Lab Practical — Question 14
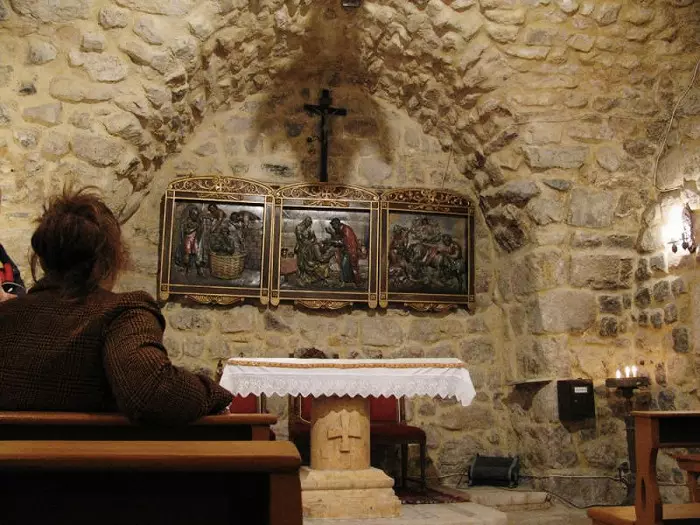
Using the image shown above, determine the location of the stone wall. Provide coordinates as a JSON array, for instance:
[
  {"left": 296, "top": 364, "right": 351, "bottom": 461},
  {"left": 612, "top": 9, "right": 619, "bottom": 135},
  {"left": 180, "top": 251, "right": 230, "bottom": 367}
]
[{"left": 1, "top": 0, "right": 699, "bottom": 505}]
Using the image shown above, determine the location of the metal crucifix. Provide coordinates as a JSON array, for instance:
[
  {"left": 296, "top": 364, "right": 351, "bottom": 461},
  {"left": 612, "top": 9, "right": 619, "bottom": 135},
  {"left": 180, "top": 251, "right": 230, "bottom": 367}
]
[{"left": 305, "top": 89, "right": 347, "bottom": 183}]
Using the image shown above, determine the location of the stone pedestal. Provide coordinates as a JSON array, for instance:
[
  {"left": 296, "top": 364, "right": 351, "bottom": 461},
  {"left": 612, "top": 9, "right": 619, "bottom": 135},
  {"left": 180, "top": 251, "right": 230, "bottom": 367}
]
[{"left": 301, "top": 395, "right": 401, "bottom": 518}]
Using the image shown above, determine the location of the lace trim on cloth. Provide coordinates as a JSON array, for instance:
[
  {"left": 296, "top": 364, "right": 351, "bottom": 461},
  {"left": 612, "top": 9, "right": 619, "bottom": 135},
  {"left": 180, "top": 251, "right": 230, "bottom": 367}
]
[{"left": 220, "top": 358, "right": 476, "bottom": 407}]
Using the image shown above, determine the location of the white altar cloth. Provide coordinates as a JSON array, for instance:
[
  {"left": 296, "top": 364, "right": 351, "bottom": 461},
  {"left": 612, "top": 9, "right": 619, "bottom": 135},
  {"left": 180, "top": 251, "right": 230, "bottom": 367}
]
[{"left": 220, "top": 357, "right": 476, "bottom": 407}]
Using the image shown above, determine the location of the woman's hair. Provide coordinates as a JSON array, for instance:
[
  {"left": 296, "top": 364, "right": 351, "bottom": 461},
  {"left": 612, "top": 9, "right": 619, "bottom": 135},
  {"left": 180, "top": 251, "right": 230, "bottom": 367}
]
[{"left": 30, "top": 187, "right": 127, "bottom": 296}]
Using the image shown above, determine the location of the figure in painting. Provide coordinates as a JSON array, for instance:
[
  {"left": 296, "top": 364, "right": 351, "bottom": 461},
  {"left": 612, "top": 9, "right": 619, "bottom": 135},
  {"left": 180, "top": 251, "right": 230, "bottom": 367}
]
[
  {"left": 208, "top": 203, "right": 228, "bottom": 233},
  {"left": 294, "top": 216, "right": 333, "bottom": 285},
  {"left": 175, "top": 204, "right": 204, "bottom": 276},
  {"left": 325, "top": 218, "right": 361, "bottom": 286},
  {"left": 388, "top": 216, "right": 465, "bottom": 293},
  {"left": 210, "top": 224, "right": 236, "bottom": 255}
]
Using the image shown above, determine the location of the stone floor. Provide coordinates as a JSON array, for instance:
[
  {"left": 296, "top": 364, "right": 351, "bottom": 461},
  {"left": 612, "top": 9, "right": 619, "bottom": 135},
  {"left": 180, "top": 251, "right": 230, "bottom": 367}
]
[
  {"left": 303, "top": 487, "right": 590, "bottom": 525},
  {"left": 304, "top": 502, "right": 508, "bottom": 525},
  {"left": 304, "top": 502, "right": 589, "bottom": 525}
]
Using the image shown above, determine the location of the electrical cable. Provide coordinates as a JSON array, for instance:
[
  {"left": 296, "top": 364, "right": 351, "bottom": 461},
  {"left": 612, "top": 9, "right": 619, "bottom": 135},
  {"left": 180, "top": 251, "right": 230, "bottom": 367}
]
[{"left": 652, "top": 57, "right": 700, "bottom": 192}]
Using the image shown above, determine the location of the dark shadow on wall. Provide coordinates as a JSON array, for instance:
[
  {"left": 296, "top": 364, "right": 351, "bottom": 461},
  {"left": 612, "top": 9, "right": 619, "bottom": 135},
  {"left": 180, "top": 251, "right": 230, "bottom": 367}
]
[{"left": 223, "top": 4, "right": 394, "bottom": 184}]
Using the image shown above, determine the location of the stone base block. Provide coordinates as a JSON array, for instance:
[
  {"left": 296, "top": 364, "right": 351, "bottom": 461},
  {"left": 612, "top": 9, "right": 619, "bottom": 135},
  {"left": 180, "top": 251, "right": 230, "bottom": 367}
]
[{"left": 300, "top": 467, "right": 401, "bottom": 518}]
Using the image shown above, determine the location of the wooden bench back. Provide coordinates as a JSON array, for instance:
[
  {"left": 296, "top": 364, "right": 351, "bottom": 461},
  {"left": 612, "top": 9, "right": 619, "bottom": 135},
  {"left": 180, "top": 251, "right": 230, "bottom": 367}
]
[
  {"left": 0, "top": 440, "right": 302, "bottom": 525},
  {"left": 0, "top": 411, "right": 277, "bottom": 441}
]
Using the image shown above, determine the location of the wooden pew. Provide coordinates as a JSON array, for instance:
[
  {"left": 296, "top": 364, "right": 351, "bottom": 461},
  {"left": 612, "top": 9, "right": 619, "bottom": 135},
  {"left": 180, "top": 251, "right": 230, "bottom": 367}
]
[
  {"left": 0, "top": 439, "right": 302, "bottom": 525},
  {"left": 675, "top": 454, "right": 700, "bottom": 503},
  {"left": 0, "top": 410, "right": 277, "bottom": 441},
  {"left": 588, "top": 411, "right": 700, "bottom": 525}
]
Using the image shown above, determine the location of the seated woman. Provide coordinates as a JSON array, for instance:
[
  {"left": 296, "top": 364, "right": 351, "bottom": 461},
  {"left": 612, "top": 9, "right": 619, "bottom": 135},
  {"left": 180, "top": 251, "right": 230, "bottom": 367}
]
[{"left": 0, "top": 187, "right": 233, "bottom": 424}]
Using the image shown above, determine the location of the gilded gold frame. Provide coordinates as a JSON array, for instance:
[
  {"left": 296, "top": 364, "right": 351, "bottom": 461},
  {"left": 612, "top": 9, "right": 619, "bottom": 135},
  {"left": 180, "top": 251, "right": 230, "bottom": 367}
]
[
  {"left": 158, "top": 176, "right": 275, "bottom": 305},
  {"left": 157, "top": 178, "right": 475, "bottom": 311},
  {"left": 379, "top": 188, "right": 475, "bottom": 312},
  {"left": 269, "top": 183, "right": 380, "bottom": 309}
]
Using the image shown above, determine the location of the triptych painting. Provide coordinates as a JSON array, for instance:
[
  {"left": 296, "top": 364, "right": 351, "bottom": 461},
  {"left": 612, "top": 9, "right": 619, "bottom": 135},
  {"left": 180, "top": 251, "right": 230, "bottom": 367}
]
[{"left": 158, "top": 177, "right": 474, "bottom": 311}]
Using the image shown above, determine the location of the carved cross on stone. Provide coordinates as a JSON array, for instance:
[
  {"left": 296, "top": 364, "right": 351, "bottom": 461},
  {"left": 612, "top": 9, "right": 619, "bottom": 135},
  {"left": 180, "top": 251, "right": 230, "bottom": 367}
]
[
  {"left": 327, "top": 409, "right": 362, "bottom": 452},
  {"left": 304, "top": 89, "right": 347, "bottom": 183}
]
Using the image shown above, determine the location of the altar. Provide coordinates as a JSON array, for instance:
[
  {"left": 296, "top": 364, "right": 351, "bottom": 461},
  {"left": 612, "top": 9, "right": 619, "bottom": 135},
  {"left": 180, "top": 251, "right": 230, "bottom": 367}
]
[{"left": 220, "top": 357, "right": 476, "bottom": 519}]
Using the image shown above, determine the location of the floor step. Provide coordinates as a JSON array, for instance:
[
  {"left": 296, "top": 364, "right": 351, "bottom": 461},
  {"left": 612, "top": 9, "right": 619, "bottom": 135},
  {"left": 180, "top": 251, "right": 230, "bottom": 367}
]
[{"left": 304, "top": 502, "right": 508, "bottom": 525}]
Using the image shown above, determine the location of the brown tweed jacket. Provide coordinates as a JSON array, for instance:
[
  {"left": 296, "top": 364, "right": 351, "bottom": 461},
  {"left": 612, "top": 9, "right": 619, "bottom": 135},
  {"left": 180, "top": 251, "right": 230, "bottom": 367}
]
[{"left": 0, "top": 280, "right": 232, "bottom": 424}]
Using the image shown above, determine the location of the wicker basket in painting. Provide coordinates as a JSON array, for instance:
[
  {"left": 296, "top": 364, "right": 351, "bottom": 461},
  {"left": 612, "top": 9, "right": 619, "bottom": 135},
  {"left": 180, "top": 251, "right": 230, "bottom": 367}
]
[{"left": 209, "top": 252, "right": 246, "bottom": 280}]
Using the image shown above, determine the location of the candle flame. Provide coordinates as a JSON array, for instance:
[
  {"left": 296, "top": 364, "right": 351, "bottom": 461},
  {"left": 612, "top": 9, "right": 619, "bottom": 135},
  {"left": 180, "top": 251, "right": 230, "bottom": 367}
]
[
  {"left": 624, "top": 366, "right": 631, "bottom": 378},
  {"left": 615, "top": 369, "right": 622, "bottom": 379}
]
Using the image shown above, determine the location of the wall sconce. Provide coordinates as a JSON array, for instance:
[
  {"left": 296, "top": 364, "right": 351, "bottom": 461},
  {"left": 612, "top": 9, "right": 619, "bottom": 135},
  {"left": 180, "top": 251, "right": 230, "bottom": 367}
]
[
  {"left": 666, "top": 203, "right": 697, "bottom": 254},
  {"left": 341, "top": 0, "right": 362, "bottom": 7}
]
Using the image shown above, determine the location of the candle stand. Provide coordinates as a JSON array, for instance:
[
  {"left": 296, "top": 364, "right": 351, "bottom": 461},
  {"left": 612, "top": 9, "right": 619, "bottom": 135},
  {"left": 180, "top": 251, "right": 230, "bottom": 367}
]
[{"left": 604, "top": 376, "right": 651, "bottom": 505}]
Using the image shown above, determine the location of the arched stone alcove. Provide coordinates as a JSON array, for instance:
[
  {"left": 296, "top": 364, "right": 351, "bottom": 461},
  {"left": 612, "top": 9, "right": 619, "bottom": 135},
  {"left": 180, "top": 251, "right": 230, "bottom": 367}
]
[{"left": 1, "top": 0, "right": 700, "bottom": 504}]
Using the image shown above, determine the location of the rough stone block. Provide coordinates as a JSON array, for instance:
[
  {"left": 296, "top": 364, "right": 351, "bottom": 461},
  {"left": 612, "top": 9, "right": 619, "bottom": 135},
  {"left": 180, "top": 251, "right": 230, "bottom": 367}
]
[
  {"left": 439, "top": 404, "right": 495, "bottom": 430},
  {"left": 568, "top": 188, "right": 618, "bottom": 228},
  {"left": 510, "top": 248, "right": 568, "bottom": 295},
  {"left": 115, "top": 0, "right": 194, "bottom": 15},
  {"left": 10, "top": 0, "right": 89, "bottom": 21},
  {"left": 50, "top": 76, "right": 114, "bottom": 102},
  {"left": 593, "top": 2, "right": 621, "bottom": 25},
  {"left": 543, "top": 179, "right": 572, "bottom": 192},
  {"left": 360, "top": 318, "right": 403, "bottom": 347},
  {"left": 637, "top": 310, "right": 649, "bottom": 326},
  {"left": 71, "top": 132, "right": 125, "bottom": 166},
  {"left": 636, "top": 258, "right": 652, "bottom": 281},
  {"left": 481, "top": 180, "right": 540, "bottom": 208},
  {"left": 168, "top": 310, "right": 212, "bottom": 334},
  {"left": 27, "top": 39, "right": 57, "bottom": 64},
  {"left": 523, "top": 123, "right": 562, "bottom": 145},
  {"left": 517, "top": 335, "right": 570, "bottom": 379},
  {"left": 672, "top": 326, "right": 690, "bottom": 353},
  {"left": 635, "top": 287, "right": 652, "bottom": 308},
  {"left": 570, "top": 254, "right": 633, "bottom": 290},
  {"left": 485, "top": 204, "right": 530, "bottom": 252},
  {"left": 672, "top": 277, "right": 687, "bottom": 296},
  {"left": 599, "top": 295, "right": 623, "bottom": 314},
  {"left": 22, "top": 102, "right": 62, "bottom": 127},
  {"left": 526, "top": 197, "right": 565, "bottom": 226},
  {"left": 41, "top": 131, "right": 69, "bottom": 159},
  {"left": 567, "top": 34, "right": 595, "bottom": 52},
  {"left": 69, "top": 51, "right": 129, "bottom": 83},
  {"left": 13, "top": 129, "right": 39, "bottom": 149},
  {"left": 664, "top": 303, "right": 678, "bottom": 324},
  {"left": 653, "top": 280, "right": 672, "bottom": 302},
  {"left": 81, "top": 32, "right": 107, "bottom": 52},
  {"left": 522, "top": 146, "right": 588, "bottom": 169},
  {"left": 529, "top": 289, "right": 597, "bottom": 334},
  {"left": 459, "top": 336, "right": 495, "bottom": 364},
  {"left": 650, "top": 310, "right": 663, "bottom": 329},
  {"left": 99, "top": 6, "right": 129, "bottom": 28},
  {"left": 599, "top": 317, "right": 618, "bottom": 337}
]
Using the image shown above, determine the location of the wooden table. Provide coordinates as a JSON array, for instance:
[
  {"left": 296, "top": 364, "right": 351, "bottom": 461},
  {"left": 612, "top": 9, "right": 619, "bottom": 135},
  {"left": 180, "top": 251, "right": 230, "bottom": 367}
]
[
  {"left": 0, "top": 411, "right": 277, "bottom": 441},
  {"left": 633, "top": 411, "right": 700, "bottom": 525}
]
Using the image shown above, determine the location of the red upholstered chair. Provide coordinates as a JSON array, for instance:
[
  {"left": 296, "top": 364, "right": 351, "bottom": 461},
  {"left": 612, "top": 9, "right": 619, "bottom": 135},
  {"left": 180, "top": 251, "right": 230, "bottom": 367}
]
[{"left": 370, "top": 396, "right": 427, "bottom": 489}]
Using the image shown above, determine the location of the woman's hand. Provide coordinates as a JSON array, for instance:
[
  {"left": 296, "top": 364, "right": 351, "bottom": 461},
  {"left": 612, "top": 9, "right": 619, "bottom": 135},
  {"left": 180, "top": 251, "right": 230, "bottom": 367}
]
[{"left": 0, "top": 288, "right": 16, "bottom": 303}]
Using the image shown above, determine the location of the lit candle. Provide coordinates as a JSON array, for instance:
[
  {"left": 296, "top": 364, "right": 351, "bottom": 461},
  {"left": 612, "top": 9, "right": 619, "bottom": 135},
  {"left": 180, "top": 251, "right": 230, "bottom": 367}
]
[
  {"left": 615, "top": 369, "right": 622, "bottom": 379},
  {"left": 625, "top": 366, "right": 631, "bottom": 378},
  {"left": 631, "top": 366, "right": 638, "bottom": 377}
]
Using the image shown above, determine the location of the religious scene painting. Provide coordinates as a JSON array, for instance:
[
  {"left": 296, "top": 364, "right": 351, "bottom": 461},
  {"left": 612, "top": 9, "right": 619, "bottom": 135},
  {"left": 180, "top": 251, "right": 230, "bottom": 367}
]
[
  {"left": 159, "top": 177, "right": 473, "bottom": 310},
  {"left": 379, "top": 188, "right": 475, "bottom": 309},
  {"left": 158, "top": 177, "right": 275, "bottom": 305},
  {"left": 387, "top": 212, "right": 468, "bottom": 296},
  {"left": 278, "top": 209, "right": 371, "bottom": 291},
  {"left": 170, "top": 201, "right": 265, "bottom": 288}
]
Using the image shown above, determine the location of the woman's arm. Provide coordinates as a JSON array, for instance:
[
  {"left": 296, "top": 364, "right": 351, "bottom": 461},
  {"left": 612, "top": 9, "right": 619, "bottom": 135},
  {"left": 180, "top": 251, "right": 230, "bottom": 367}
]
[{"left": 102, "top": 301, "right": 232, "bottom": 425}]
